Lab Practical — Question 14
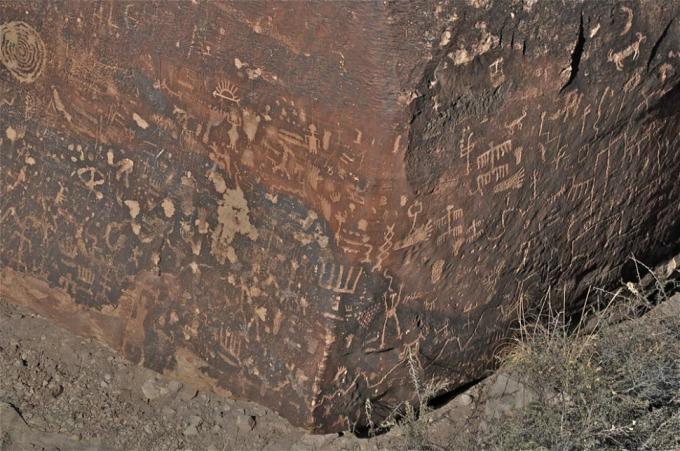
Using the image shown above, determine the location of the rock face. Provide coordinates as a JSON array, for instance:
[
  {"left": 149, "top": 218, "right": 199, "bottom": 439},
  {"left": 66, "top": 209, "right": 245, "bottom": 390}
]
[{"left": 0, "top": 0, "right": 678, "bottom": 433}]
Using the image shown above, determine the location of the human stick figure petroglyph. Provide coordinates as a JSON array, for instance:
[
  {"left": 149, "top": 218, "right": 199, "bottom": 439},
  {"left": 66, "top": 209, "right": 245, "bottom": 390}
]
[{"left": 380, "top": 272, "right": 404, "bottom": 348}]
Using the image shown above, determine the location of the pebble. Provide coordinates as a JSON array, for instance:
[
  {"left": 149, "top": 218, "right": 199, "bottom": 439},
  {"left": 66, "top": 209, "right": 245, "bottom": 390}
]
[
  {"left": 236, "top": 414, "right": 257, "bottom": 431},
  {"left": 167, "top": 380, "right": 183, "bottom": 395},
  {"left": 188, "top": 415, "right": 203, "bottom": 426},
  {"left": 183, "top": 415, "right": 203, "bottom": 436},
  {"left": 141, "top": 377, "right": 166, "bottom": 400},
  {"left": 457, "top": 393, "right": 474, "bottom": 406},
  {"left": 178, "top": 386, "right": 199, "bottom": 401},
  {"left": 49, "top": 383, "right": 64, "bottom": 398},
  {"left": 183, "top": 424, "right": 199, "bottom": 436}
]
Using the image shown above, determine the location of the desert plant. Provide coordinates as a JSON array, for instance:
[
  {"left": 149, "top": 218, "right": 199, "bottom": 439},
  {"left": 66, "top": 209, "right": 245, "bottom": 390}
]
[
  {"left": 364, "top": 347, "right": 449, "bottom": 450},
  {"left": 362, "top": 256, "right": 679, "bottom": 450},
  {"left": 478, "top": 256, "right": 680, "bottom": 451}
]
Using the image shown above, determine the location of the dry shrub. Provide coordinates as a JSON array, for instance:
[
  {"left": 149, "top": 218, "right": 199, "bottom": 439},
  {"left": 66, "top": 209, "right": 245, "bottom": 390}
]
[
  {"left": 481, "top": 257, "right": 680, "bottom": 450},
  {"left": 366, "top": 256, "right": 678, "bottom": 450},
  {"left": 365, "top": 348, "right": 449, "bottom": 450}
]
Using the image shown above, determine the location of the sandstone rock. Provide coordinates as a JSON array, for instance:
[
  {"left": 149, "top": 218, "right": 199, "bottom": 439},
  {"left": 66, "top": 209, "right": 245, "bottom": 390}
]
[
  {"left": 141, "top": 378, "right": 165, "bottom": 400},
  {"left": 161, "top": 407, "right": 176, "bottom": 418},
  {"left": 183, "top": 415, "right": 203, "bottom": 436},
  {"left": 236, "top": 414, "right": 257, "bottom": 432},
  {"left": 483, "top": 373, "right": 537, "bottom": 418},
  {"left": 0, "top": 0, "right": 678, "bottom": 433},
  {"left": 178, "top": 386, "right": 199, "bottom": 402},
  {"left": 141, "top": 376, "right": 183, "bottom": 401}
]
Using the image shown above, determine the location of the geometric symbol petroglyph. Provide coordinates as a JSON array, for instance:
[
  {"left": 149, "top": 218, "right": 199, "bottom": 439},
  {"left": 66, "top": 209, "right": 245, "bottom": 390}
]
[
  {"left": 318, "top": 262, "right": 363, "bottom": 294},
  {"left": 0, "top": 21, "right": 46, "bottom": 83}
]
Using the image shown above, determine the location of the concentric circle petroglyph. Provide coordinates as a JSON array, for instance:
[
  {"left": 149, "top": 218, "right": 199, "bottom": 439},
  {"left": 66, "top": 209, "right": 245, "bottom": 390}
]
[{"left": 0, "top": 21, "right": 46, "bottom": 83}]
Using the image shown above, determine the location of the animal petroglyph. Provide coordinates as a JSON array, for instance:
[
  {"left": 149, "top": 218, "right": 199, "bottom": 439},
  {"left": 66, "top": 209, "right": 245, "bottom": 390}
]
[
  {"left": 608, "top": 33, "right": 646, "bottom": 71},
  {"left": 505, "top": 109, "right": 527, "bottom": 134}
]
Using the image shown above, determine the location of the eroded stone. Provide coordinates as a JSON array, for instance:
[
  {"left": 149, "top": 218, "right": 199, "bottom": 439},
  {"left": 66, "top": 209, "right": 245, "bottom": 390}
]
[{"left": 0, "top": 0, "right": 678, "bottom": 433}]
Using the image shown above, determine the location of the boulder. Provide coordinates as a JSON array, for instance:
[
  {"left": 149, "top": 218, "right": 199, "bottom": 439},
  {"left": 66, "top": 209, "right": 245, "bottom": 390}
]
[{"left": 0, "top": 0, "right": 678, "bottom": 433}]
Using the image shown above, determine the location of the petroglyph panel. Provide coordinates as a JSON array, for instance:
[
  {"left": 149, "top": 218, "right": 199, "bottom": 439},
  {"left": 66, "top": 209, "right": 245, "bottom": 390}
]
[{"left": 1, "top": 0, "right": 679, "bottom": 434}]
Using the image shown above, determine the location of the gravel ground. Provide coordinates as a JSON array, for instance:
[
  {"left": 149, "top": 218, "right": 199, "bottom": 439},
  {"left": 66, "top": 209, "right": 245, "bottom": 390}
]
[
  {"left": 4, "top": 290, "right": 675, "bottom": 451},
  {"left": 0, "top": 298, "right": 326, "bottom": 451},
  {"left": 0, "top": 297, "right": 491, "bottom": 451}
]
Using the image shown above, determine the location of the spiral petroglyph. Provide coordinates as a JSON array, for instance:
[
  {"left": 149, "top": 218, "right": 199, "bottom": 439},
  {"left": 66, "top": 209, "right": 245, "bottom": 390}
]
[{"left": 0, "top": 21, "right": 46, "bottom": 83}]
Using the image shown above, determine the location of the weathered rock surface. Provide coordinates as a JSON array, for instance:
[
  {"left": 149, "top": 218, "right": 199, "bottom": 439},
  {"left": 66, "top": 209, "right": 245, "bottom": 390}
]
[
  {"left": 0, "top": 401, "right": 103, "bottom": 450},
  {"left": 0, "top": 0, "right": 678, "bottom": 433}
]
